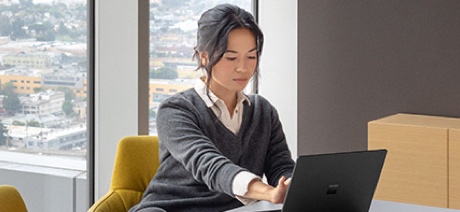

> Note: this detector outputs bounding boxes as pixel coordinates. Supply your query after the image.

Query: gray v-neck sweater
[130,88,294,212]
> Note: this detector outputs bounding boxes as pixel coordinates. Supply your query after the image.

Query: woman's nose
[236,59,247,72]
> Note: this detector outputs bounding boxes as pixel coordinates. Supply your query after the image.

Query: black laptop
[282,149,387,212]
[227,149,387,212]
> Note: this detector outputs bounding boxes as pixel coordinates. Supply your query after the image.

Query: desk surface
[226,200,460,212]
[370,200,460,212]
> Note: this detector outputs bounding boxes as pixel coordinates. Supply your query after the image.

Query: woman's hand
[269,176,291,204]
[243,176,291,204]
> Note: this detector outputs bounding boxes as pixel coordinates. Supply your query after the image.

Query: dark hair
[193,4,264,93]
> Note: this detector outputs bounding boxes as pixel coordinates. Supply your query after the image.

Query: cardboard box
[449,128,460,209]
[368,113,460,208]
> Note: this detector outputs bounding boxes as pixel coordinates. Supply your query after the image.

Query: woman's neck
[208,83,238,117]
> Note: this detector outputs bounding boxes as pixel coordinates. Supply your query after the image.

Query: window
[148,0,254,135]
[0,0,90,211]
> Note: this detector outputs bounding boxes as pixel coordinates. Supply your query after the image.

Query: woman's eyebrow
[225,47,258,54]
[248,47,257,52]
[224,50,239,54]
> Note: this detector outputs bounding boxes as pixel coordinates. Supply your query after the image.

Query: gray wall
[297,0,460,155]
[0,166,87,212]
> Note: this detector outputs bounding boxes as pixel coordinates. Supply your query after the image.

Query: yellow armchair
[0,185,28,212]
[89,136,160,212]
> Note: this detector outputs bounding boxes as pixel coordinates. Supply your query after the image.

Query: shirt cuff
[232,171,261,205]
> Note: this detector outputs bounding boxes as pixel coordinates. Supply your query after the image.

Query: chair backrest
[0,185,28,212]
[89,135,159,212]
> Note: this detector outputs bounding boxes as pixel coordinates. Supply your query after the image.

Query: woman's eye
[226,57,237,61]
[248,56,257,60]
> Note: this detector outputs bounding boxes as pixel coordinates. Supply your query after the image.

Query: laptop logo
[326,184,339,195]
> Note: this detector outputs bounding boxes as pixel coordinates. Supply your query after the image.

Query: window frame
[87,0,96,206]
[92,0,298,204]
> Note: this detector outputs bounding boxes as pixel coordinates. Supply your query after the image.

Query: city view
[0,0,87,157]
[0,0,88,211]
[1,0,253,154]
[0,0,252,211]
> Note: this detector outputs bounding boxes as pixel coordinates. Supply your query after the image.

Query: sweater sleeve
[156,94,246,196]
[262,101,295,186]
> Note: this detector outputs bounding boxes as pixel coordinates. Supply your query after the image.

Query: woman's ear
[201,58,207,66]
[199,52,208,66]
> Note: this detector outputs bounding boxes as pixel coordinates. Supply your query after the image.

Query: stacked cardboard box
[368,113,460,209]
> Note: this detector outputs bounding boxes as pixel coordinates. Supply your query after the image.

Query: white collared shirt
[194,79,260,205]
[194,78,250,134]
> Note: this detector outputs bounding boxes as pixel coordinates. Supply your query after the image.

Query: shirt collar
[194,78,251,108]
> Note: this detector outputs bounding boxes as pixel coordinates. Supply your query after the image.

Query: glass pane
[148,0,253,135]
[0,0,89,211]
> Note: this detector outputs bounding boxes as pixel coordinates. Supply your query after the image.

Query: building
[2,52,53,69]
[0,68,47,94]
[41,72,87,98]
[25,125,86,151]
[0,68,87,98]
[149,78,195,104]
[5,124,86,152]
[18,90,65,116]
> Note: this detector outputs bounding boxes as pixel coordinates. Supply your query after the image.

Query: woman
[130,4,295,212]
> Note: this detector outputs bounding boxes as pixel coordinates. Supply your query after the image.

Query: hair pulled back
[193,4,264,92]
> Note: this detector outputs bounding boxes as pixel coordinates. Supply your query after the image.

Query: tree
[33,87,43,93]
[0,16,12,37]
[12,120,25,126]
[0,123,6,146]
[27,120,41,127]
[11,18,28,40]
[0,82,21,115]
[150,67,179,79]
[56,87,76,101]
[29,21,55,41]
[36,28,55,41]
[62,100,74,116]
[2,93,21,115]
[57,21,69,36]
[55,87,75,116]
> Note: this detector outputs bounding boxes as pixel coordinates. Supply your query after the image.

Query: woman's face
[208,28,258,98]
